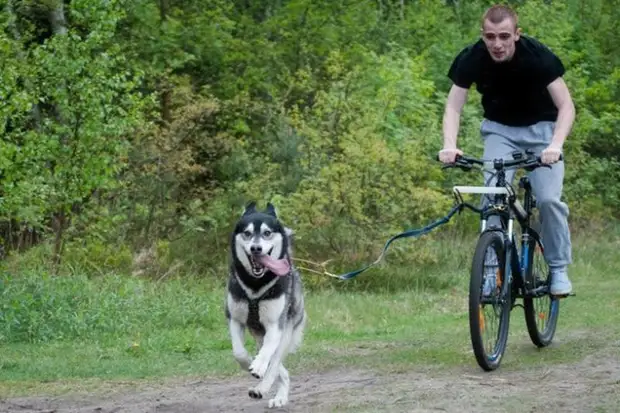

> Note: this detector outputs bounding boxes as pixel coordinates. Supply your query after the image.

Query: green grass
[1,228,619,398]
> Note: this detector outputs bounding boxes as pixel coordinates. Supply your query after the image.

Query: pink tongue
[258,255,290,276]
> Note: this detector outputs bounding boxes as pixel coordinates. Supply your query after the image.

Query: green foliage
[0,270,217,344]
[0,0,148,242]
[273,49,449,256]
[2,0,620,278]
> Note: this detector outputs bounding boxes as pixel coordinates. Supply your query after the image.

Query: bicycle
[441,149,572,371]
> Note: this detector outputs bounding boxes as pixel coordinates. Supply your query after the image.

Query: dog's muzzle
[248,252,267,277]
[247,251,290,277]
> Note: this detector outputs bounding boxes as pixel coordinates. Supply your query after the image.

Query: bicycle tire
[469,230,511,371]
[523,234,560,347]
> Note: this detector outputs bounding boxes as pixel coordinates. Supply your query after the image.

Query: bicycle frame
[451,157,548,303]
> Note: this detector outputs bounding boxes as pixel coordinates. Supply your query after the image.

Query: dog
[225,201,307,408]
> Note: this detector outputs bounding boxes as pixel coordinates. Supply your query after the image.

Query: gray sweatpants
[480,119,572,270]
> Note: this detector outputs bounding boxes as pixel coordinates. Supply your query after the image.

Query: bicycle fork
[499,217,526,308]
[478,216,515,307]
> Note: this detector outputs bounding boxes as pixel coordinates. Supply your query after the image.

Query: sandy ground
[2,342,619,413]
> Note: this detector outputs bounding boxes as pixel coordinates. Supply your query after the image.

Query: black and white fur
[225,201,306,408]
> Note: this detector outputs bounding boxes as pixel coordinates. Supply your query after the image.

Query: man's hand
[541,145,562,164]
[438,147,463,164]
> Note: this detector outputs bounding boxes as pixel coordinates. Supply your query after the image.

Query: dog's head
[232,201,292,278]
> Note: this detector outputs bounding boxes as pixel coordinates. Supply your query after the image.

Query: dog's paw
[248,357,268,379]
[248,387,263,399]
[268,395,288,408]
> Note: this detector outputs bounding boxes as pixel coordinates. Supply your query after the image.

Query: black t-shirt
[447,35,565,126]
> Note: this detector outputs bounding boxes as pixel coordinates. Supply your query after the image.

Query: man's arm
[547,77,575,149]
[443,84,469,148]
[439,84,469,163]
[541,77,575,164]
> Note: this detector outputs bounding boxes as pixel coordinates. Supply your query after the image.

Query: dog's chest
[228,285,289,334]
[227,296,287,335]
[228,272,291,332]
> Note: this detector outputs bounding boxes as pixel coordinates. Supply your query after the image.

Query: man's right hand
[438,148,463,164]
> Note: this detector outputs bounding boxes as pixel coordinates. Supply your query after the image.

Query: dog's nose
[250,245,262,254]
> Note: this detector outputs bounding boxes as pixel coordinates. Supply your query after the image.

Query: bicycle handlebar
[437,150,563,172]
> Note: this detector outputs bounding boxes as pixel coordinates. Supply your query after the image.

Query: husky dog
[225,201,306,408]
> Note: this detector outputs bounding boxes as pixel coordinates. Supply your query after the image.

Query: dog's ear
[265,202,277,217]
[243,201,257,216]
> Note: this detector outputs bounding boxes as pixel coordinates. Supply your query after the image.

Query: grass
[0,227,619,399]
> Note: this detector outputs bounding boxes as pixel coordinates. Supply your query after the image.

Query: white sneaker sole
[550,284,572,296]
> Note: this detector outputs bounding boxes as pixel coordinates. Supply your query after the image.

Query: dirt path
[2,345,619,413]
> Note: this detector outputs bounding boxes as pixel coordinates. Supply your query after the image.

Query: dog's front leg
[227,294,251,369]
[229,318,252,370]
[249,326,292,405]
[268,364,290,408]
[249,322,281,379]
[248,297,285,379]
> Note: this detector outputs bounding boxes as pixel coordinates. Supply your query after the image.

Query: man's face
[481,18,520,62]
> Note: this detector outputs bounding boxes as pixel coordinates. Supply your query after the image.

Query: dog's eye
[243,230,252,238]
[263,230,272,238]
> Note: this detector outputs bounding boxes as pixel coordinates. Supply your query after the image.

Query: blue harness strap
[337,204,464,280]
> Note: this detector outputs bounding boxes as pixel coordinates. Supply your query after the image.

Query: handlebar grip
[535,153,564,164]
[436,153,462,166]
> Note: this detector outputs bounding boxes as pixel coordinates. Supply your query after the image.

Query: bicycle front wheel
[523,235,560,347]
[469,230,512,371]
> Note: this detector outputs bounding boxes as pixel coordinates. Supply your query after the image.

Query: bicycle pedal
[552,292,575,299]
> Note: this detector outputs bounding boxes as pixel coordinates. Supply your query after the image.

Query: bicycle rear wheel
[523,234,560,347]
[469,230,511,371]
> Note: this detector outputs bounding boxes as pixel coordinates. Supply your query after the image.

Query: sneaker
[482,275,496,296]
[550,269,572,295]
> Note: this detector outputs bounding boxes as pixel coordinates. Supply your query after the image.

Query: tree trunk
[158,0,172,125]
[6,0,43,128]
[52,211,66,274]
[49,1,68,35]
[48,0,69,272]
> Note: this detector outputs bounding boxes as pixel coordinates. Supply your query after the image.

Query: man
[438,4,575,295]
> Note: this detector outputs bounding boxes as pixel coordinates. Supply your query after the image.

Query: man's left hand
[541,145,563,164]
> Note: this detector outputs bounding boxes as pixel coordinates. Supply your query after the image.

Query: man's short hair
[481,4,519,28]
